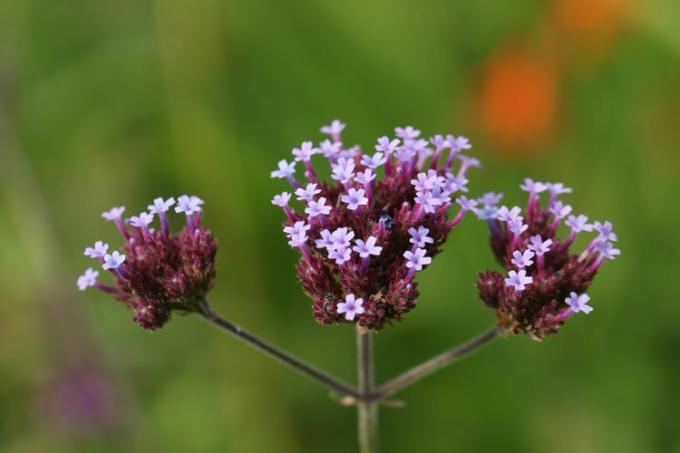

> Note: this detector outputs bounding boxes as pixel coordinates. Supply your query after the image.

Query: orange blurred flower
[478,50,559,154]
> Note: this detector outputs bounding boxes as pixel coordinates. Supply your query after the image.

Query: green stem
[357,326,379,453]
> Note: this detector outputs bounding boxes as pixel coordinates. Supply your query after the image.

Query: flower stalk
[357,326,379,453]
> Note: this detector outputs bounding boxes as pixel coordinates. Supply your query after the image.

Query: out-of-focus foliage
[0,0,679,452]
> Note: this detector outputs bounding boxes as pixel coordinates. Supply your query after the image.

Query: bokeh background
[1,0,679,451]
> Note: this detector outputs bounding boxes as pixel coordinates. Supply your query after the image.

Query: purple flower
[129,212,154,228]
[395,126,421,140]
[409,226,434,248]
[331,227,355,249]
[414,191,441,214]
[478,192,504,207]
[520,178,547,194]
[305,197,332,218]
[404,248,431,271]
[77,268,99,291]
[148,197,175,214]
[175,195,204,216]
[362,152,387,169]
[456,196,478,211]
[508,219,528,236]
[284,221,311,248]
[341,188,368,211]
[504,270,532,292]
[337,294,365,321]
[102,206,125,221]
[355,168,376,185]
[527,235,552,256]
[430,134,450,150]
[594,240,621,260]
[353,236,382,258]
[315,229,334,249]
[319,139,342,158]
[331,158,356,184]
[84,241,109,258]
[448,135,472,151]
[565,215,593,233]
[292,141,318,161]
[565,292,593,314]
[511,250,535,269]
[497,206,522,223]
[411,172,436,192]
[295,183,321,202]
[549,201,572,220]
[102,251,126,271]
[546,182,572,197]
[272,192,292,207]
[320,119,346,137]
[593,221,617,242]
[271,160,297,179]
[328,246,352,265]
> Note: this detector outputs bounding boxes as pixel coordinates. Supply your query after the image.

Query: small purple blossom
[362,152,387,169]
[546,182,573,197]
[511,250,535,269]
[129,212,154,228]
[549,201,573,220]
[409,226,434,248]
[336,294,365,321]
[353,236,382,258]
[148,197,175,214]
[328,246,352,265]
[77,268,99,291]
[102,251,126,271]
[565,292,593,314]
[292,141,318,161]
[295,183,321,202]
[520,178,547,194]
[272,192,292,207]
[84,241,109,258]
[565,215,593,233]
[404,248,431,271]
[593,221,617,242]
[504,269,532,292]
[508,219,528,236]
[395,126,421,140]
[341,188,368,211]
[319,139,342,158]
[102,206,125,221]
[448,135,472,151]
[320,119,346,137]
[284,221,311,248]
[315,229,334,249]
[331,158,356,184]
[305,197,332,218]
[496,206,522,223]
[271,160,297,179]
[175,195,204,216]
[355,168,376,185]
[456,196,478,211]
[478,192,504,207]
[414,191,441,214]
[527,235,552,256]
[594,240,621,260]
[331,227,355,249]
[411,173,435,192]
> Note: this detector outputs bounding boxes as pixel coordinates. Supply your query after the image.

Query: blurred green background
[1,0,679,452]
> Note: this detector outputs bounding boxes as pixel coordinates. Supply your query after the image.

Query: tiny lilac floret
[565,292,593,314]
[103,251,126,271]
[271,160,297,179]
[284,221,311,248]
[336,294,365,321]
[295,183,321,202]
[404,248,431,271]
[320,119,346,137]
[566,215,593,233]
[305,197,332,218]
[449,135,471,151]
[129,212,154,228]
[148,197,176,214]
[355,168,376,185]
[508,219,528,236]
[331,227,355,249]
[319,139,342,158]
[341,188,369,211]
[292,141,318,161]
[102,206,125,221]
[497,206,522,223]
[84,241,109,258]
[353,236,382,258]
[595,241,621,260]
[77,268,99,291]
[527,235,552,256]
[272,192,292,207]
[546,182,573,197]
[175,195,204,216]
[478,192,504,207]
[331,158,356,184]
[550,201,573,220]
[362,152,387,170]
[456,196,478,211]
[328,246,352,265]
[505,269,532,292]
[395,126,421,140]
[520,178,547,194]
[409,226,434,248]
[593,221,617,242]
[511,250,535,269]
[315,229,334,249]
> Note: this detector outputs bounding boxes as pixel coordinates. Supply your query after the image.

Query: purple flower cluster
[78,196,217,330]
[475,179,620,340]
[272,120,480,330]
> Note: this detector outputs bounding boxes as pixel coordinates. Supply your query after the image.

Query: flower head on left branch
[78,196,217,330]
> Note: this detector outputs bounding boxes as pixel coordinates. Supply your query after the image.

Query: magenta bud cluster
[475,179,620,340]
[271,121,480,330]
[78,196,217,330]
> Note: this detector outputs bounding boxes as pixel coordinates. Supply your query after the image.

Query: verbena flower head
[476,179,620,340]
[78,196,217,330]
[272,122,480,329]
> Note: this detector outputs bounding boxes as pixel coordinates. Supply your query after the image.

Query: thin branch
[357,327,379,453]
[197,299,361,399]
[372,326,502,401]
